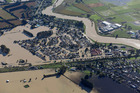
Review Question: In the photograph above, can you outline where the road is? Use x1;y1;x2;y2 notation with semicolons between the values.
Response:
42;0;140;49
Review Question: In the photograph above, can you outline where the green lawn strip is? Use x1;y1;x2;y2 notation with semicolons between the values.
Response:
6;0;12;3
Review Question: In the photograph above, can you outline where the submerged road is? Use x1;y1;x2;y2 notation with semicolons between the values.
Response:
42;0;140;49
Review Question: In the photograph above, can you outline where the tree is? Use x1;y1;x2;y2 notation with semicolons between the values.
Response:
0;45;10;54
128;26;132;30
135;49;140;57
84;75;89;79
113;46;118;49
21;20;27;25
109;43;112;46
75;21;84;28
1;45;6;50
115;34;118;39
58;66;67;75
90;72;92;77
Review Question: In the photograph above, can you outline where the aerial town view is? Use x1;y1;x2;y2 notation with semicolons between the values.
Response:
0;0;140;93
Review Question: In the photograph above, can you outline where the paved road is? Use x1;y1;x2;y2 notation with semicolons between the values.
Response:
42;0;140;49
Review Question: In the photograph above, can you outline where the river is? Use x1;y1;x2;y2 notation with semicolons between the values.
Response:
42;0;140;49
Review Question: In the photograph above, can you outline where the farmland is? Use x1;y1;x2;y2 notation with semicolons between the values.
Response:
0;1;36;30
73;3;92;13
0;22;12;29
66;6;86;14
58;9;83;16
54;0;90;17
0;8;15;20
55;0;140;39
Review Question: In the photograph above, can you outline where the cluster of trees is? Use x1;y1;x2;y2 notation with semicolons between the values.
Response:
0;45;10;55
23;30;34;37
37;30;53;39
75;21;84;28
58;66;67;75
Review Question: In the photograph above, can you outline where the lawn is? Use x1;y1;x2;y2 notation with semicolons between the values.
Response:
90;14;103;22
112;30;131;38
0;8;15;20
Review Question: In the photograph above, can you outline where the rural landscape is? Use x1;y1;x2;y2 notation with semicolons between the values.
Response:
54;0;140;38
0;0;140;93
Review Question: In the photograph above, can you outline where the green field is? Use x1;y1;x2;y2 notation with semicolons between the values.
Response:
112;30;131;38
66;6;87;14
90;14;103;22
74;3;92;13
6;0;12;3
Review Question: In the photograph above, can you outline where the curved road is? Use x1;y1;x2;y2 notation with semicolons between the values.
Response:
42;0;140;49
